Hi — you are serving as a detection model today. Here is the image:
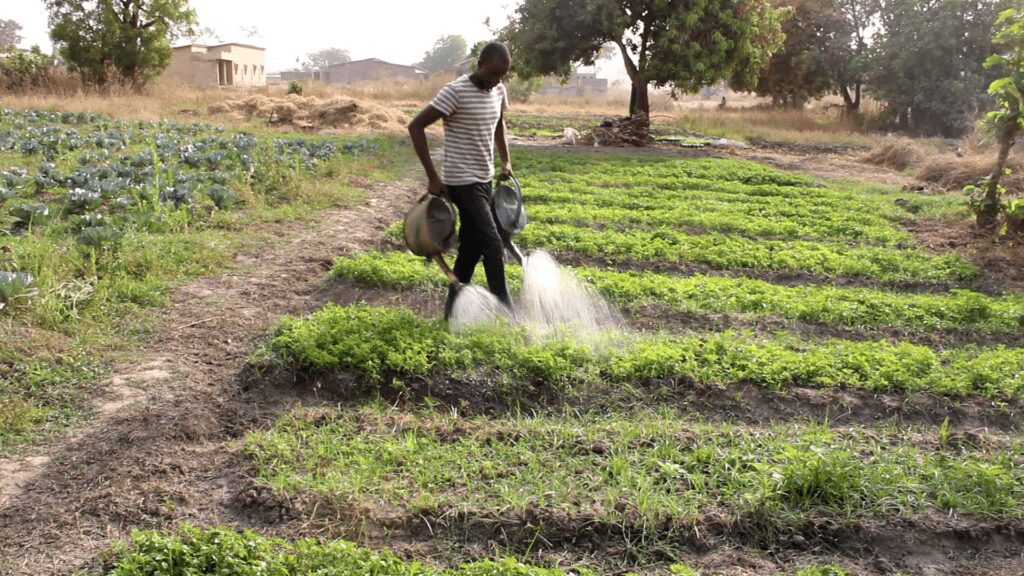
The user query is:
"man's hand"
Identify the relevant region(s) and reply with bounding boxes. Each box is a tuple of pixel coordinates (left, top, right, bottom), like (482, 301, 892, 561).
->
(428, 177, 446, 197)
(499, 162, 514, 181)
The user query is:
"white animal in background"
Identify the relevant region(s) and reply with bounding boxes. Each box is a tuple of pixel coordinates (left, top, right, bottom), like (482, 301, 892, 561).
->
(562, 127, 581, 145)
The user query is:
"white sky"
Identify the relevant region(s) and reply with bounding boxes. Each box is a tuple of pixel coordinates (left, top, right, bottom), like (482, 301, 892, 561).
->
(6, 0, 628, 80)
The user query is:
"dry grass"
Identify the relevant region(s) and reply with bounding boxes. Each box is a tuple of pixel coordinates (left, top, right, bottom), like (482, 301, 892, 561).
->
(862, 137, 930, 171)
(0, 78, 239, 121)
(859, 128, 1024, 194)
(668, 97, 887, 148)
(207, 93, 411, 133)
(1, 76, 892, 148)
(327, 75, 454, 106)
(918, 152, 1024, 193)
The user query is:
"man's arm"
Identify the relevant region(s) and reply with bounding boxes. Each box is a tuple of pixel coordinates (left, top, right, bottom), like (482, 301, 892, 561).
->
(408, 105, 446, 196)
(495, 109, 513, 179)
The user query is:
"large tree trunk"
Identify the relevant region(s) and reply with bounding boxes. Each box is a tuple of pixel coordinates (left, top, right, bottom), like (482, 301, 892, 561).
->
(614, 37, 649, 126)
(633, 81, 650, 122)
(839, 81, 861, 115)
(977, 126, 1019, 229)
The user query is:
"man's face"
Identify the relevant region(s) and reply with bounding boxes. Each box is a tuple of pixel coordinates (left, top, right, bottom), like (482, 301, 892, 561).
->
(476, 59, 510, 90)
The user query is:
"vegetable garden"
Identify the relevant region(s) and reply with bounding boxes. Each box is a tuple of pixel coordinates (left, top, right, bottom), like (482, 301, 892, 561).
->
(3, 112, 1023, 575)
(240, 148, 1024, 574)
(0, 108, 393, 451)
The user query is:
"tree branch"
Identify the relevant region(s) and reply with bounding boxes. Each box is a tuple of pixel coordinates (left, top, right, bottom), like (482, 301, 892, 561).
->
(637, 17, 651, 75)
(613, 36, 639, 85)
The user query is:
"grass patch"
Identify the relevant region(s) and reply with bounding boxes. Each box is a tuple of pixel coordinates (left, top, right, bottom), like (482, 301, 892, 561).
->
(519, 223, 975, 284)
(245, 406, 1024, 544)
(668, 107, 880, 148)
(505, 112, 607, 138)
(512, 149, 964, 221)
(262, 303, 1024, 399)
(330, 251, 1024, 335)
(527, 201, 913, 247)
(94, 523, 577, 575)
(505, 149, 972, 283)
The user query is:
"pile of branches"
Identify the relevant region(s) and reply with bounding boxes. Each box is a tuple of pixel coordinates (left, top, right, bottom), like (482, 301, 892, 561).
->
(579, 114, 655, 147)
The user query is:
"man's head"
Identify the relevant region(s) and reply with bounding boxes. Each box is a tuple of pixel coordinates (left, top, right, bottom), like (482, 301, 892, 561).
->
(474, 41, 511, 90)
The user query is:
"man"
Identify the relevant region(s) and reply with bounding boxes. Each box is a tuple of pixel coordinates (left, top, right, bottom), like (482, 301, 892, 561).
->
(407, 42, 514, 320)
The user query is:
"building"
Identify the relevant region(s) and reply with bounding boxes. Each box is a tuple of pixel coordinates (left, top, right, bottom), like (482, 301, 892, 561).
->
(538, 72, 608, 96)
(325, 58, 426, 85)
(165, 43, 266, 88)
(279, 70, 321, 84)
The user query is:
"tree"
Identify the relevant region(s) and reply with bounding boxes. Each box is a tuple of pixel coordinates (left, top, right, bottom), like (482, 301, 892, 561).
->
(46, 0, 197, 91)
(418, 35, 468, 73)
(0, 18, 23, 48)
(501, 0, 784, 123)
(869, 0, 1009, 137)
(971, 7, 1024, 229)
(829, 0, 876, 114)
(753, 0, 875, 112)
(0, 46, 54, 90)
(754, 0, 837, 107)
(303, 47, 350, 72)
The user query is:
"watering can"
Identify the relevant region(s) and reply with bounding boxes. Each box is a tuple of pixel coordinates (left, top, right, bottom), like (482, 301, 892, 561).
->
(403, 193, 461, 286)
(403, 174, 528, 290)
(491, 174, 527, 264)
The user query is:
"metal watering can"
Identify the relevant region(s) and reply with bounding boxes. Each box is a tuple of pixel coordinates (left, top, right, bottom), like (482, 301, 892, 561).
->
(403, 193, 460, 284)
(403, 175, 528, 288)
(491, 174, 527, 265)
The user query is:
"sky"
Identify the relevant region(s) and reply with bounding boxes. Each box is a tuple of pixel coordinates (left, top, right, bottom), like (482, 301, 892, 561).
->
(6, 0, 628, 80)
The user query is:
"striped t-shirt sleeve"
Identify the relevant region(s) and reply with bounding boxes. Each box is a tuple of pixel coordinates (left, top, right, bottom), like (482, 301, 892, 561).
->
(430, 84, 459, 116)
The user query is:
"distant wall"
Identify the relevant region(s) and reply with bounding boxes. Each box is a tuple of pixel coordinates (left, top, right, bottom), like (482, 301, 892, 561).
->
(326, 60, 424, 84)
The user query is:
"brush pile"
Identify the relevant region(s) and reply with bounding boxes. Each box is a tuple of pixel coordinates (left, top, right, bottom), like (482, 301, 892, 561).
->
(578, 114, 655, 147)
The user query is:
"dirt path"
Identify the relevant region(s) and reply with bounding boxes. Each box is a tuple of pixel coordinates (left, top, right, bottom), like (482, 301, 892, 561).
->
(0, 181, 420, 575)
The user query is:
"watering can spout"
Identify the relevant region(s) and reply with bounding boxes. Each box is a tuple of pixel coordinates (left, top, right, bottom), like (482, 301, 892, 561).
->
(431, 253, 465, 291)
(504, 238, 525, 265)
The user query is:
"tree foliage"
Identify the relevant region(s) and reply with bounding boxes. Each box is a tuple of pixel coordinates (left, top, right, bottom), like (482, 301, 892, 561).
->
(752, 0, 874, 112)
(418, 35, 468, 73)
(753, 0, 837, 107)
(502, 0, 784, 121)
(46, 0, 197, 90)
(869, 0, 1009, 137)
(303, 47, 351, 72)
(970, 7, 1024, 230)
(0, 18, 23, 48)
(829, 0, 875, 113)
(0, 46, 54, 90)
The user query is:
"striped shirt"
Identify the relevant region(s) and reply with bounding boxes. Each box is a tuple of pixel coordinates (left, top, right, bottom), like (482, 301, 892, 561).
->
(429, 75, 509, 186)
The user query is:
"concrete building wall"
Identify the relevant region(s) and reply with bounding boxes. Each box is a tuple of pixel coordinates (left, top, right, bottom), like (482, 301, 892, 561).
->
(538, 72, 608, 96)
(326, 58, 425, 85)
(279, 70, 321, 83)
(165, 44, 266, 88)
(167, 45, 219, 87)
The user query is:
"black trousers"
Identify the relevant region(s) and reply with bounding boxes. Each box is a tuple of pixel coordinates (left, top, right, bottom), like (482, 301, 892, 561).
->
(444, 181, 511, 316)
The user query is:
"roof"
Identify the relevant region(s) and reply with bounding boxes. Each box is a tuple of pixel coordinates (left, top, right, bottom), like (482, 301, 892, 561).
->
(327, 57, 425, 73)
(172, 43, 265, 51)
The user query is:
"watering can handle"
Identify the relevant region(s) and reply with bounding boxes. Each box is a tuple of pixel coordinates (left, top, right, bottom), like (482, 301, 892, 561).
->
(503, 173, 524, 230)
